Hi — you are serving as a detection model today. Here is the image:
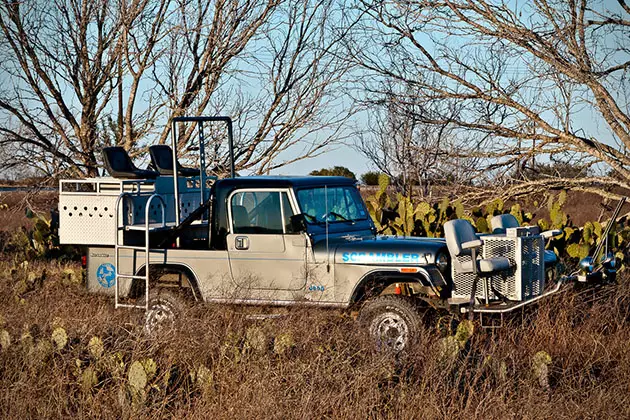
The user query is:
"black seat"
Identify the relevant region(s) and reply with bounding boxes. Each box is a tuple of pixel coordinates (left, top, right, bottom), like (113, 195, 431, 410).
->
(148, 145, 199, 177)
(102, 147, 159, 179)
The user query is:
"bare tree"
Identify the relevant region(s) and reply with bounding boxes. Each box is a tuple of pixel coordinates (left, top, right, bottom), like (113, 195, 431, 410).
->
(348, 0, 630, 200)
(0, 0, 166, 176)
(0, 0, 354, 178)
(153, 0, 354, 174)
(356, 85, 480, 199)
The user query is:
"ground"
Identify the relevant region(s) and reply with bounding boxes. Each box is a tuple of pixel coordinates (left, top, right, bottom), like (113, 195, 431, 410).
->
(1, 189, 630, 418)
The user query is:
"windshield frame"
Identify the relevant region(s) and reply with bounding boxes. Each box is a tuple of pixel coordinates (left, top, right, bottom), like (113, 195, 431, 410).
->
(294, 185, 369, 224)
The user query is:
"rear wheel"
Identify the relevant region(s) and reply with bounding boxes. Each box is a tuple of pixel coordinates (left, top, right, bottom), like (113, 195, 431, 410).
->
(358, 295, 424, 352)
(139, 288, 186, 335)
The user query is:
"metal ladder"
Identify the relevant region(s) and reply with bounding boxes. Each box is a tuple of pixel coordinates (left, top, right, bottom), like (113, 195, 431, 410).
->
(114, 192, 167, 310)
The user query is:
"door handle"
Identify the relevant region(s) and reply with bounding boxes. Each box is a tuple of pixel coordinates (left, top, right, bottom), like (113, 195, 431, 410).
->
(235, 236, 249, 250)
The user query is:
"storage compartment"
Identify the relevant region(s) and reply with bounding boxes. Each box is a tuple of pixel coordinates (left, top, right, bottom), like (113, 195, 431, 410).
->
(59, 177, 208, 245)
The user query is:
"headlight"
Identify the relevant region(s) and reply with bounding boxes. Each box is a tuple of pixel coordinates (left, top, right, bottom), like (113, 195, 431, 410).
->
(579, 256, 594, 274)
(436, 252, 449, 273)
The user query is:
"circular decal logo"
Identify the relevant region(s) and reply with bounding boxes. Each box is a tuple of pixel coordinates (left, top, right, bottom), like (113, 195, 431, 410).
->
(96, 263, 116, 288)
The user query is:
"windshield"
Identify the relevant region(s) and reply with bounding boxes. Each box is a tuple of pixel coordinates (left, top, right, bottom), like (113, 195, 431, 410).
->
(295, 186, 368, 223)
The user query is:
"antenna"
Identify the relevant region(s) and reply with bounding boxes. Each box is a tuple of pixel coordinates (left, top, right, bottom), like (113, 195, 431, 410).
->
(593, 197, 626, 262)
(325, 185, 330, 273)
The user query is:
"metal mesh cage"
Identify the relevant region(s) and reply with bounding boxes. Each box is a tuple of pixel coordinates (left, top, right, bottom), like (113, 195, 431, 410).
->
(451, 235, 545, 301)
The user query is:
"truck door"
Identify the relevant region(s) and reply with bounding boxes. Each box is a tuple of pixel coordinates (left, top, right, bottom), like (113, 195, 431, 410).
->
(226, 189, 307, 291)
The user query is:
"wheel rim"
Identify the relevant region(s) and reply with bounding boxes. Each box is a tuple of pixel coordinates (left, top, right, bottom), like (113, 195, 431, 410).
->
(370, 312, 409, 352)
(144, 301, 176, 334)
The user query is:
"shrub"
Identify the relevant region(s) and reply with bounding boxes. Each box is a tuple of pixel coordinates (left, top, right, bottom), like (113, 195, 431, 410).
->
(309, 166, 356, 179)
(361, 171, 382, 185)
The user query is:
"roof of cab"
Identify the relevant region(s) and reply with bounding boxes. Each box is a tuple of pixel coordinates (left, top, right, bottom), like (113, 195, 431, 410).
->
(214, 176, 357, 189)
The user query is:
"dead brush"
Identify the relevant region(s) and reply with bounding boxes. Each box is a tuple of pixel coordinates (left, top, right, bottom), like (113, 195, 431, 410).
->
(1, 255, 630, 418)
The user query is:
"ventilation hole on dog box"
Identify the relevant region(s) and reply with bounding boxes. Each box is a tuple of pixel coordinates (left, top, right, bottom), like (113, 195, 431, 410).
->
(84, 206, 87, 210)
(94, 207, 98, 211)
(99, 214, 103, 217)
(79, 213, 83, 216)
(89, 214, 93, 217)
(74, 206, 77, 210)
(69, 213, 73, 217)
(63, 206, 67, 210)
(104, 207, 108, 211)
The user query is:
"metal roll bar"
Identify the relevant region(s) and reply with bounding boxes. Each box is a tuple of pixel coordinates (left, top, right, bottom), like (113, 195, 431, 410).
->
(170, 116, 235, 226)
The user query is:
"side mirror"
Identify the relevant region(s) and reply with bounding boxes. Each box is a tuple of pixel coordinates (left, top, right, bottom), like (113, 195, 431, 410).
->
(290, 214, 307, 233)
(380, 207, 398, 226)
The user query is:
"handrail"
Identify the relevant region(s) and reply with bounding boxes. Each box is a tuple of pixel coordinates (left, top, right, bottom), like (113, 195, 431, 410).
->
(114, 192, 167, 311)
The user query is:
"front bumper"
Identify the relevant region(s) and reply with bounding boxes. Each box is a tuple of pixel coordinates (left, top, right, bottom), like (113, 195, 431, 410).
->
(464, 270, 614, 315)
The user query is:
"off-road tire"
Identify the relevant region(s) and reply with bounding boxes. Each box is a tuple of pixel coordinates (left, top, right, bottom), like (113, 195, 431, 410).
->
(358, 295, 424, 352)
(139, 288, 186, 335)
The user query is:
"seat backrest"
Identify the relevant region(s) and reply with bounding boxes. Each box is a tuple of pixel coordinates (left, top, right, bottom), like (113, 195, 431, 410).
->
(491, 214, 520, 234)
(444, 219, 478, 258)
(102, 147, 137, 177)
(149, 145, 175, 175)
(232, 205, 250, 233)
(444, 219, 480, 274)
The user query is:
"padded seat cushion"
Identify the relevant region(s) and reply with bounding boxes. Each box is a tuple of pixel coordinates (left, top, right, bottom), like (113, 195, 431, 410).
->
(491, 214, 520, 234)
(478, 257, 511, 273)
(178, 166, 199, 177)
(102, 147, 158, 179)
(149, 145, 198, 177)
(232, 205, 250, 232)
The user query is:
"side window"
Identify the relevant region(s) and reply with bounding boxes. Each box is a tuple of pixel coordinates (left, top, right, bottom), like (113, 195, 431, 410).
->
(281, 192, 296, 233)
(231, 191, 283, 234)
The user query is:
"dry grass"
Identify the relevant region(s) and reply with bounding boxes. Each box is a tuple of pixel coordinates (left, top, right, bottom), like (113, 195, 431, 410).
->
(1, 191, 630, 418)
(1, 255, 629, 419)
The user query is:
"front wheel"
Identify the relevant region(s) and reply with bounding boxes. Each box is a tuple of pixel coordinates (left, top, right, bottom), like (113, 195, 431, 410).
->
(358, 295, 424, 352)
(139, 288, 186, 335)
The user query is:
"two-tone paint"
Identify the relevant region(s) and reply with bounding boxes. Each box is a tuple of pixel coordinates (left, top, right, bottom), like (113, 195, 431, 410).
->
(86, 176, 450, 308)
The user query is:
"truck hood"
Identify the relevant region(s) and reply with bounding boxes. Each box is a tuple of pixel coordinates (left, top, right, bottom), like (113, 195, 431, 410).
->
(326, 236, 447, 266)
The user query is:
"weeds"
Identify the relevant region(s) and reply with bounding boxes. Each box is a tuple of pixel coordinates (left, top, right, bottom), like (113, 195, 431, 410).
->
(0, 256, 629, 418)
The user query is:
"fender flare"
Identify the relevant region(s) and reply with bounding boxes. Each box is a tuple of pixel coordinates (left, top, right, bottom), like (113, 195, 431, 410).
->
(132, 262, 202, 301)
(349, 267, 438, 305)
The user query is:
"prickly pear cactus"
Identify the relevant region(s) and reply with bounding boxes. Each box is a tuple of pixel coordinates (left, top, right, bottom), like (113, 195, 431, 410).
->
(0, 329, 11, 351)
(51, 327, 68, 351)
(140, 358, 157, 381)
(438, 336, 460, 366)
(532, 351, 552, 392)
(81, 366, 98, 393)
(32, 339, 53, 365)
(221, 331, 242, 362)
(20, 329, 34, 351)
(128, 360, 148, 392)
(127, 360, 149, 407)
(103, 351, 126, 380)
(191, 364, 213, 396)
(244, 326, 267, 355)
(454, 319, 474, 348)
(62, 268, 82, 285)
(88, 336, 104, 359)
(273, 333, 295, 355)
(483, 356, 508, 382)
